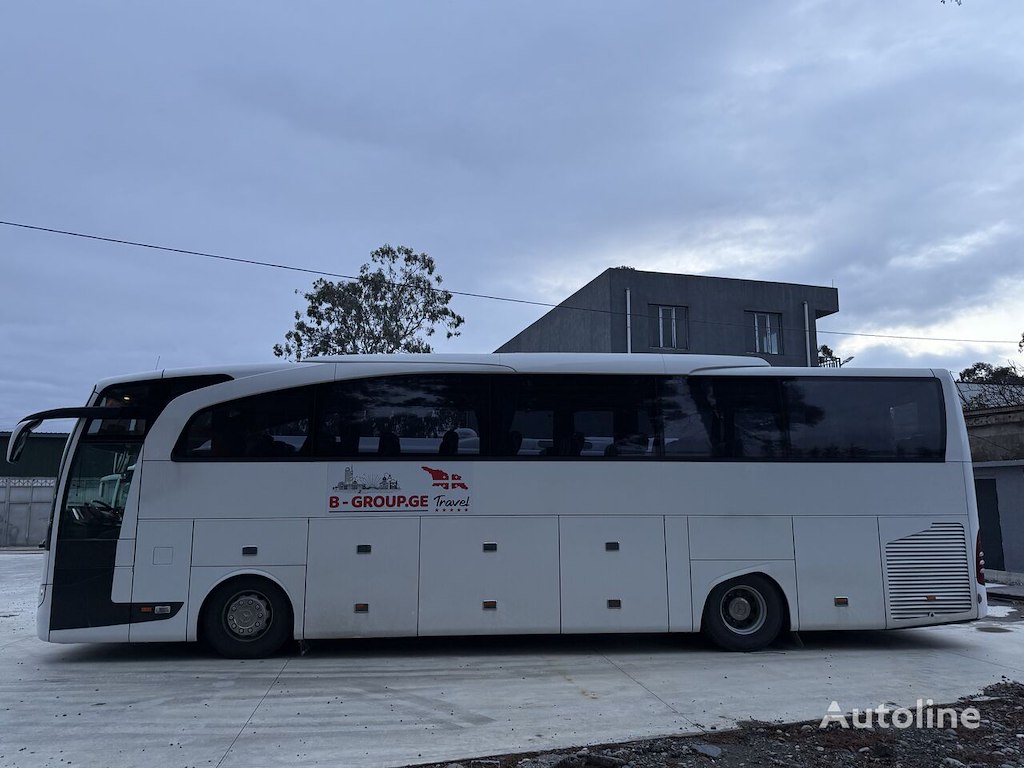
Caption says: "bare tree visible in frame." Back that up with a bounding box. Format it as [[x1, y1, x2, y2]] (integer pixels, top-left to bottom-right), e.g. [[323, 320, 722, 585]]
[[957, 361, 1024, 409]]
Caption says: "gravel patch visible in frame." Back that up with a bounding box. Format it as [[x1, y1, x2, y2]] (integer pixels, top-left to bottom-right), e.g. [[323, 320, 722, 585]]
[[413, 679, 1024, 768]]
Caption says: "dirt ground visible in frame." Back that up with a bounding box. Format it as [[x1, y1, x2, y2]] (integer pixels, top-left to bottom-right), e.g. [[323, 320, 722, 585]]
[[412, 597, 1024, 768], [413, 679, 1024, 768]]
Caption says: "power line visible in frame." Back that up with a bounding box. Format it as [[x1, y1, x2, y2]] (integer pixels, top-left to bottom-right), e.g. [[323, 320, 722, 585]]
[[818, 329, 1017, 344], [1, 218, 1020, 347], [0, 219, 558, 310]]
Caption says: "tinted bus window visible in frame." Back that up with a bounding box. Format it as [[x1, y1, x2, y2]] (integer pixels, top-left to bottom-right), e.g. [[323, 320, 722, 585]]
[[496, 375, 658, 458], [171, 374, 946, 463], [708, 378, 786, 459], [658, 378, 714, 458], [91, 375, 231, 437], [316, 375, 486, 458], [784, 378, 944, 460], [176, 387, 314, 459]]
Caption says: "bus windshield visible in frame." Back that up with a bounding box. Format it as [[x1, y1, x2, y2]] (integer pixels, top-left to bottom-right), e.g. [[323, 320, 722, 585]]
[[59, 442, 141, 540]]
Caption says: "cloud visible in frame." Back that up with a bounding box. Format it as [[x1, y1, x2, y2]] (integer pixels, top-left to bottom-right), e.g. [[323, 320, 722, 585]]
[[822, 274, 1024, 371], [3, 1, 1024, 429], [889, 222, 1014, 270]]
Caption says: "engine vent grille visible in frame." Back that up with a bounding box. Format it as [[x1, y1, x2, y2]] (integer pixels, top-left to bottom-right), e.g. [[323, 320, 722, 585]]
[[885, 522, 973, 621]]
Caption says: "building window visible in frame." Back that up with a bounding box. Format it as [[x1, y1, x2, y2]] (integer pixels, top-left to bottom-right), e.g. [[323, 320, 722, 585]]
[[747, 311, 783, 355], [649, 305, 688, 350]]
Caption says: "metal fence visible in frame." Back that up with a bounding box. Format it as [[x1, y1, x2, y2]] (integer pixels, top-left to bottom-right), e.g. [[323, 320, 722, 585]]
[[0, 477, 54, 547]]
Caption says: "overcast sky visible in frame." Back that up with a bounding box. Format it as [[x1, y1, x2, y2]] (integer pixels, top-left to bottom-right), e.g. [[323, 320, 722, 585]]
[[2, 2, 1022, 429]]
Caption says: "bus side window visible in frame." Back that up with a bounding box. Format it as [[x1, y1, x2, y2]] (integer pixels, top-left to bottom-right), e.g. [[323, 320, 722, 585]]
[[175, 387, 314, 460], [501, 375, 657, 460], [658, 377, 715, 459], [314, 422, 362, 457], [316, 374, 486, 458], [783, 378, 944, 461], [710, 378, 785, 459]]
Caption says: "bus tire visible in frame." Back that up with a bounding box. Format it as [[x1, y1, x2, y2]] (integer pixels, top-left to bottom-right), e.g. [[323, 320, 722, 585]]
[[702, 574, 783, 652], [201, 577, 293, 659]]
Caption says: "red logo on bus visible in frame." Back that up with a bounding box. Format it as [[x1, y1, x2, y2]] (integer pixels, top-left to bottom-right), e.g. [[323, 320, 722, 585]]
[[421, 466, 469, 490]]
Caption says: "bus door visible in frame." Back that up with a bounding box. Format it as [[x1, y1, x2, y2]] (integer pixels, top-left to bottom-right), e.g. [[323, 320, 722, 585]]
[[7, 405, 148, 636], [52, 433, 142, 632], [7, 375, 230, 637]]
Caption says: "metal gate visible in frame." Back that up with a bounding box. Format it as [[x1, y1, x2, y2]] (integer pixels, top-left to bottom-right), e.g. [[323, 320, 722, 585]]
[[0, 478, 55, 548]]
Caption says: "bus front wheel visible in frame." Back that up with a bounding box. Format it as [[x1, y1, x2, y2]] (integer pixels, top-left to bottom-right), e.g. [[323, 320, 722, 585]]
[[702, 574, 783, 652], [202, 577, 293, 659]]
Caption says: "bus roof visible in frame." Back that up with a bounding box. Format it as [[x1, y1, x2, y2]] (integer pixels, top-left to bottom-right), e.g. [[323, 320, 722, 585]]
[[92, 363, 301, 392], [316, 352, 773, 375], [89, 354, 949, 390], [91, 354, 775, 390]]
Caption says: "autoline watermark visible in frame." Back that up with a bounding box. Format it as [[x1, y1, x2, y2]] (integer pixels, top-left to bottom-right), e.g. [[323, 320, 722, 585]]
[[820, 700, 981, 730]]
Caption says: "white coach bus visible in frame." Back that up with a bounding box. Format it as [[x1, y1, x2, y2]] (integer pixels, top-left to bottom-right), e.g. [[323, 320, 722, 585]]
[[7, 354, 986, 657]]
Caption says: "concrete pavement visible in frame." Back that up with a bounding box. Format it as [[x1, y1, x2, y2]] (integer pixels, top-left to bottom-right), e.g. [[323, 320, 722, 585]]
[[1, 551, 1022, 768]]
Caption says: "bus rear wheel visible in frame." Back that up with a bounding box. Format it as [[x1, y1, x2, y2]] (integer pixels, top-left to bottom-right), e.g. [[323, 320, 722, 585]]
[[702, 574, 783, 652], [202, 577, 293, 659]]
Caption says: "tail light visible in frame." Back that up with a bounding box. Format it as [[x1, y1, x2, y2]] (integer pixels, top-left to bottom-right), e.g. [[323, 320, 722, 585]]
[[975, 531, 986, 586]]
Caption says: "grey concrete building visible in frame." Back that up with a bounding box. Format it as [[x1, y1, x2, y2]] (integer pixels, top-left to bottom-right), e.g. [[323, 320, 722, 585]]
[[961, 397, 1024, 581], [964, 404, 1024, 464], [974, 460, 1024, 583], [495, 268, 840, 366]]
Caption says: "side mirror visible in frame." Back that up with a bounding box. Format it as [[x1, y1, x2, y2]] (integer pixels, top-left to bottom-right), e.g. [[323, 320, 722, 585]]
[[6, 418, 42, 463]]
